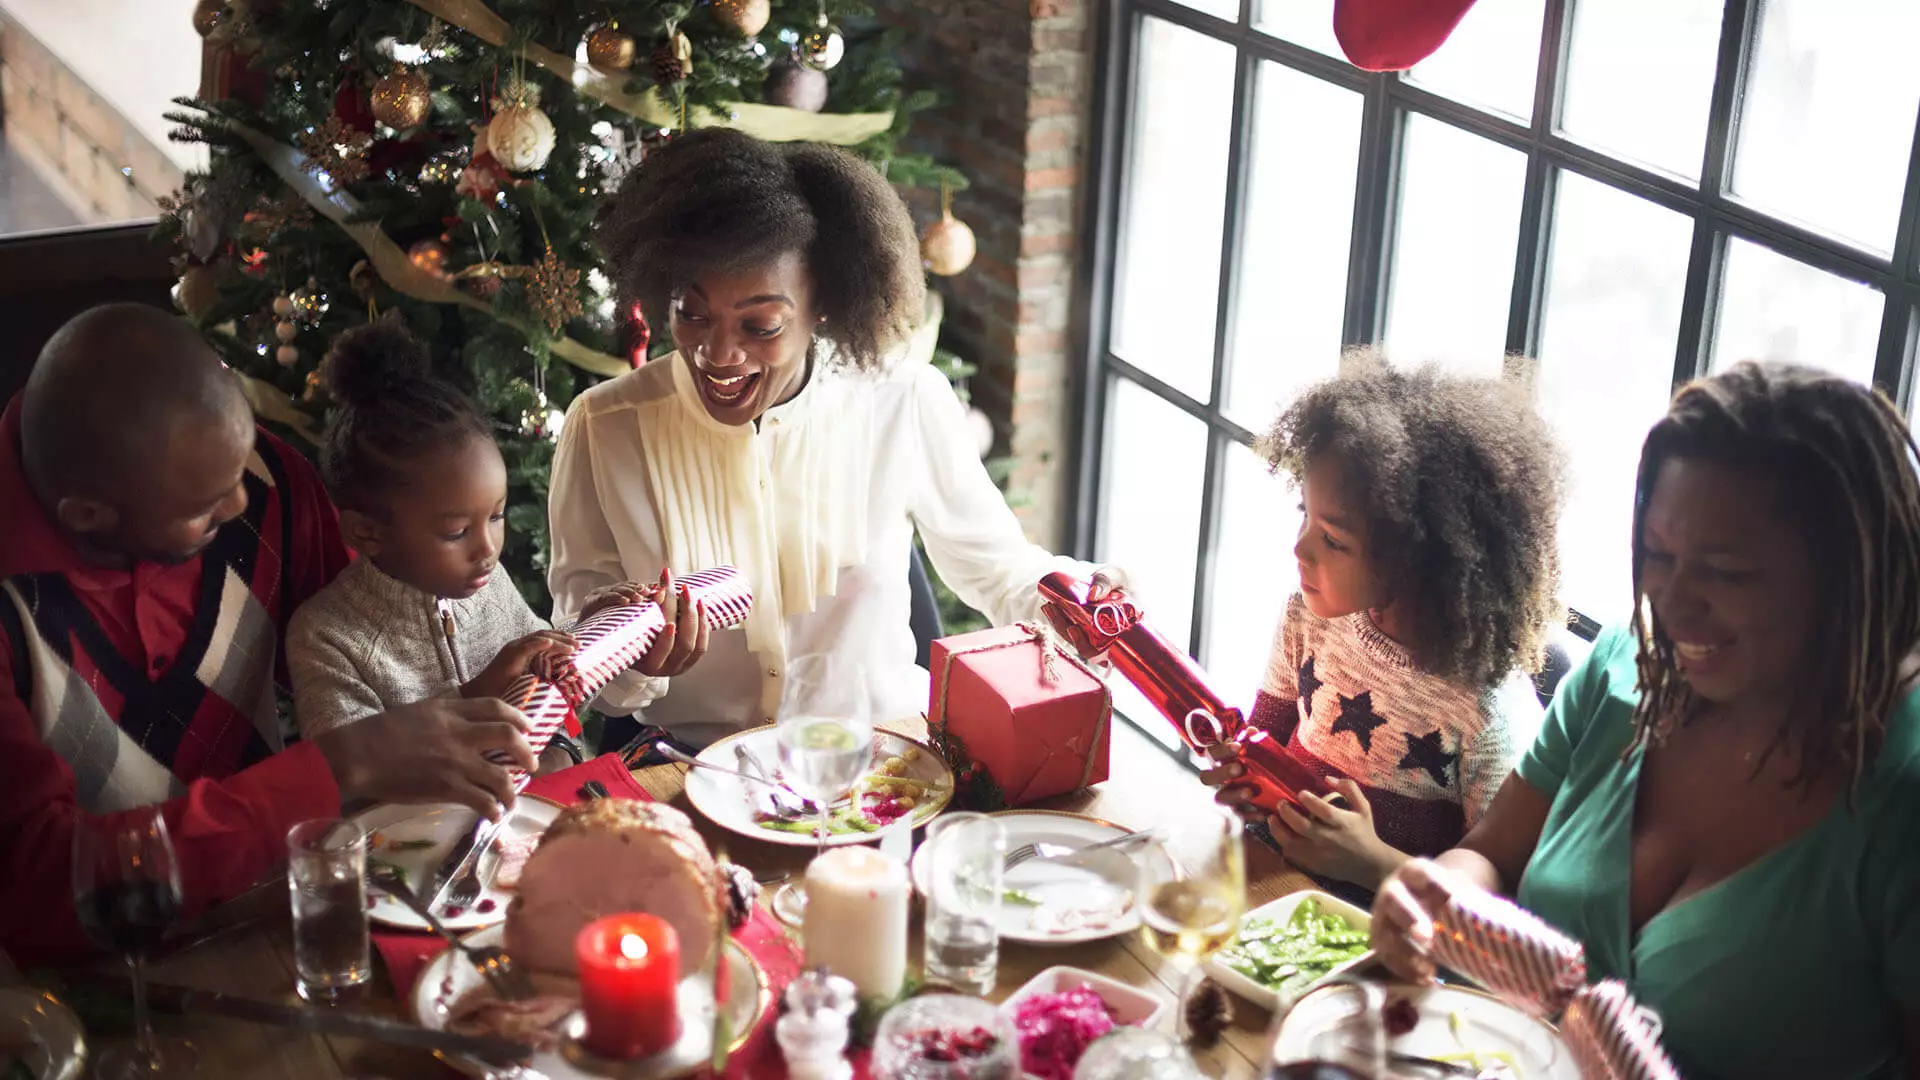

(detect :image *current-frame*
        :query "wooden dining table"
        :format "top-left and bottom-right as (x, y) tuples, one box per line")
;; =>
(64, 719), (1319, 1078)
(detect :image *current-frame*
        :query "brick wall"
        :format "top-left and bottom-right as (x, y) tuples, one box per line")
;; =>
(874, 0), (1094, 551)
(0, 18), (184, 223)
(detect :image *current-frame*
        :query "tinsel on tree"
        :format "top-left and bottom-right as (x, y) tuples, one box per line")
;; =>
(161, 0), (981, 613)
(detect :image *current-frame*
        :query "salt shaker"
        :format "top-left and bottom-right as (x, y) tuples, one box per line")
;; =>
(777, 968), (859, 1080)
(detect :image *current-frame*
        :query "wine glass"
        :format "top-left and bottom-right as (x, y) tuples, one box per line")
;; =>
(72, 809), (196, 1078)
(1138, 803), (1246, 1041)
(771, 654), (876, 922)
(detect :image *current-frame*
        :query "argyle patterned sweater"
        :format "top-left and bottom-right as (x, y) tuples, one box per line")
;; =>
(1250, 592), (1543, 900)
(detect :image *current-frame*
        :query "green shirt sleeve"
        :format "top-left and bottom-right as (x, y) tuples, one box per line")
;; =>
(1515, 625), (1633, 799)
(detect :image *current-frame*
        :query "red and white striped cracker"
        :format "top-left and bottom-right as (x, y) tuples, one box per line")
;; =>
(1562, 980), (1682, 1080)
(1428, 886), (1587, 1017)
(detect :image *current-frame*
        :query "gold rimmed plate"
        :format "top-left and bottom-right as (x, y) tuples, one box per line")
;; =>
(411, 925), (769, 1080)
(684, 725), (954, 848)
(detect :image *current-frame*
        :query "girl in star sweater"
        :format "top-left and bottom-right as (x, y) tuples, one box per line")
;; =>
(1208, 355), (1565, 904)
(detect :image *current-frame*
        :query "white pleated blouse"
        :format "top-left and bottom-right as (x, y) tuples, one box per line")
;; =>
(546, 351), (1089, 747)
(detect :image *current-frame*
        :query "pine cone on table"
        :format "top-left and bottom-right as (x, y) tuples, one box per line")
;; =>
(1184, 979), (1234, 1049)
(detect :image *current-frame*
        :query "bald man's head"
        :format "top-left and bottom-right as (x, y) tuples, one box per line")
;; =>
(22, 303), (253, 565)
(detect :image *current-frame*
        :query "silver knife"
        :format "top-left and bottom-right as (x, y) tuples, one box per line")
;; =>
(423, 812), (489, 914)
(133, 981), (532, 1064)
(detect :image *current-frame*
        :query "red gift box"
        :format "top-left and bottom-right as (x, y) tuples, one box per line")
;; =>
(929, 623), (1112, 805)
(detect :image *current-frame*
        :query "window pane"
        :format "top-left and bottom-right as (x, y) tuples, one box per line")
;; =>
(1097, 379), (1208, 654)
(1254, 0), (1343, 60)
(1109, 18), (1238, 403)
(1713, 238), (1883, 385)
(1535, 175), (1693, 624)
(1560, 0), (1722, 180)
(0, 2), (203, 234)
(1097, 379), (1210, 753)
(1731, 0), (1920, 254)
(1384, 116), (1526, 375)
(1223, 63), (1361, 430)
(1406, 0), (1545, 121)
(1205, 440), (1302, 718)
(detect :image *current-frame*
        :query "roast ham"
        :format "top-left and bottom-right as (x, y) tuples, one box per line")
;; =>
(504, 798), (725, 975)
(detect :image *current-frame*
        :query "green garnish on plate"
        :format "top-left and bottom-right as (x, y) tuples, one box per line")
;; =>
(1218, 897), (1369, 1000)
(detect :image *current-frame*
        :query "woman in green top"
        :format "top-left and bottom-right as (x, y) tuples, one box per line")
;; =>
(1370, 362), (1920, 1080)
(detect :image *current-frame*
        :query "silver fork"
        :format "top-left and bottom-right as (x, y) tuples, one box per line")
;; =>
(1003, 829), (1163, 872)
(369, 864), (537, 1002)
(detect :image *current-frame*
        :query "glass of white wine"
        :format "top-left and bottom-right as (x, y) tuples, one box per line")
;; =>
(772, 654), (876, 922)
(1139, 803), (1246, 1040)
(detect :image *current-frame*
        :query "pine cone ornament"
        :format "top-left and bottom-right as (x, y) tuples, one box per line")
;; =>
(652, 31), (692, 84)
(1184, 979), (1234, 1049)
(719, 861), (759, 930)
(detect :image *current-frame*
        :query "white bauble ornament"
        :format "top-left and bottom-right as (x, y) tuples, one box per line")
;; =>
(488, 104), (556, 172)
(921, 214), (977, 276)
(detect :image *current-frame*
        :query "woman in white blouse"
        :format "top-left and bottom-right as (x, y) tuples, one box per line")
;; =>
(548, 129), (1110, 748)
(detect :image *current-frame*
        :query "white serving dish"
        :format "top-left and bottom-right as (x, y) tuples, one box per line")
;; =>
(1203, 890), (1376, 1014)
(1000, 966), (1168, 1080)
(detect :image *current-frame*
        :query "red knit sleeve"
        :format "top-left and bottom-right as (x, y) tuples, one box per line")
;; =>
(0, 635), (342, 967)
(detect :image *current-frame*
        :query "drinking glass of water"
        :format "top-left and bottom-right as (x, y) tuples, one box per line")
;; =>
(286, 819), (371, 1003)
(920, 812), (1007, 996)
(772, 654), (876, 921)
(72, 808), (195, 1078)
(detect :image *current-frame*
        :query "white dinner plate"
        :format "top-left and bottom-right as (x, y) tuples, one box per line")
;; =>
(410, 924), (768, 1080)
(910, 810), (1177, 945)
(353, 797), (562, 933)
(1271, 982), (1576, 1080)
(1203, 890), (1376, 1012)
(0, 988), (84, 1080)
(684, 726), (954, 848)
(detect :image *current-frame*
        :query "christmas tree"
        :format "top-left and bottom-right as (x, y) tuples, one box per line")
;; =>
(160, 0), (981, 614)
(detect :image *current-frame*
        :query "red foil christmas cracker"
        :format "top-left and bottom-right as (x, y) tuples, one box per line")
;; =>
(499, 566), (753, 787)
(1562, 980), (1683, 1080)
(1038, 571), (1333, 812)
(1428, 885), (1587, 1018)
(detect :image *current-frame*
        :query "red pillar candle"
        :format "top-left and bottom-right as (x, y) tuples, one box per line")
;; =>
(575, 913), (682, 1059)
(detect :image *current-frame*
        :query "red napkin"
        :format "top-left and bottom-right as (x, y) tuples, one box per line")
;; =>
(374, 754), (652, 998)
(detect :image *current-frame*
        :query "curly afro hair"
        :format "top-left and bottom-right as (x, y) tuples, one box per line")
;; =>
(596, 128), (926, 369)
(1263, 352), (1566, 688)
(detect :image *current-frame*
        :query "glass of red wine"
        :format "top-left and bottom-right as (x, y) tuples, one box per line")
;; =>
(72, 809), (196, 1078)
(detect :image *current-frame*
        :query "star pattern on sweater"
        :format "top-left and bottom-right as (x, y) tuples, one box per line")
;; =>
(1298, 656), (1323, 719)
(1398, 729), (1459, 788)
(1328, 690), (1388, 754)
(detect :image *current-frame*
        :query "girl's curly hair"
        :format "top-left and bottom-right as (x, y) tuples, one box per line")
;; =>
(595, 128), (926, 369)
(1263, 352), (1567, 687)
(1628, 362), (1920, 789)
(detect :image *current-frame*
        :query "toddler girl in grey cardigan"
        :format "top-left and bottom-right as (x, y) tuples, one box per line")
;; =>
(287, 319), (640, 769)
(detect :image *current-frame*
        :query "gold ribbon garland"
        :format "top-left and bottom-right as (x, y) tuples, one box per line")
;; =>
(227, 122), (630, 378)
(403, 0), (895, 143)
(929, 622), (1114, 793)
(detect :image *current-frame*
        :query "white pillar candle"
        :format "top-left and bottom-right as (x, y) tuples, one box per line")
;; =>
(802, 847), (910, 1001)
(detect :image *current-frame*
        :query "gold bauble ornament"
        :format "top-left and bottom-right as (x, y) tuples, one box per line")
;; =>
(172, 264), (221, 320)
(419, 151), (461, 185)
(921, 213), (976, 276)
(276, 344), (300, 367)
(712, 0), (771, 37)
(585, 23), (637, 73)
(370, 68), (431, 129)
(191, 0), (227, 38)
(487, 101), (556, 172)
(274, 319), (298, 344)
(289, 280), (330, 325)
(407, 237), (451, 278)
(799, 15), (845, 71)
(271, 294), (295, 318)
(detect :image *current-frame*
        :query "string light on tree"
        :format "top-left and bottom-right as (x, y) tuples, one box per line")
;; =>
(585, 21), (636, 73)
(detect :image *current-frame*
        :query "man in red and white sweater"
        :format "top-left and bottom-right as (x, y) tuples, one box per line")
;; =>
(0, 304), (537, 966)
